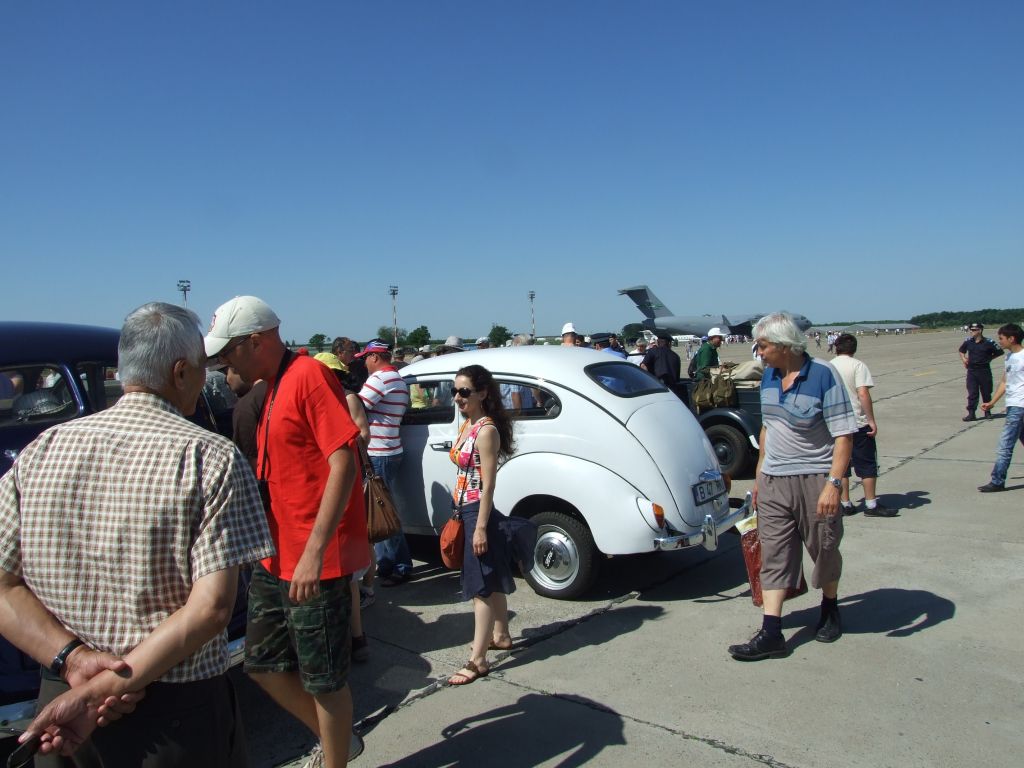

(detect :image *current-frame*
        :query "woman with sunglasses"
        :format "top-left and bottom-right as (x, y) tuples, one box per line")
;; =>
(447, 364), (517, 685)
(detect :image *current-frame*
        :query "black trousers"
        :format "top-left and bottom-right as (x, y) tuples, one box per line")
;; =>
(35, 671), (247, 768)
(965, 368), (994, 414)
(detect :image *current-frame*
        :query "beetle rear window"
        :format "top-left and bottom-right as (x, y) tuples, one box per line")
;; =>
(585, 362), (668, 398)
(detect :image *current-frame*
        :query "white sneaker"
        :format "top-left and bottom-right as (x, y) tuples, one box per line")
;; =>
(300, 734), (363, 766)
(300, 744), (324, 768)
(359, 586), (375, 609)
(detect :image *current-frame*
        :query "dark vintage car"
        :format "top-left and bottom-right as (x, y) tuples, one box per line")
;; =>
(0, 321), (248, 737)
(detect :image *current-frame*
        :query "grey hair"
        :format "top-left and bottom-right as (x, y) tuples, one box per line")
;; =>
(118, 302), (205, 389)
(513, 333), (533, 346)
(753, 312), (807, 354)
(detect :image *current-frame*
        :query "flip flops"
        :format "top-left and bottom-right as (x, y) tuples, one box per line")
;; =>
(448, 660), (490, 686)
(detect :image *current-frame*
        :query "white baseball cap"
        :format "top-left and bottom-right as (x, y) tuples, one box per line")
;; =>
(204, 296), (281, 358)
(561, 322), (577, 335)
(707, 327), (725, 338)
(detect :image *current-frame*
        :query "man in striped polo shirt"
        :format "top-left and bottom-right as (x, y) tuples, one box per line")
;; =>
(729, 312), (857, 661)
(357, 339), (414, 585)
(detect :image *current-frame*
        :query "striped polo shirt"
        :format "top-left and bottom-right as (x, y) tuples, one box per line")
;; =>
(359, 366), (410, 455)
(760, 354), (857, 476)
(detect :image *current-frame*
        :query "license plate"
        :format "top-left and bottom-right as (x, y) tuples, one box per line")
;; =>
(692, 477), (726, 505)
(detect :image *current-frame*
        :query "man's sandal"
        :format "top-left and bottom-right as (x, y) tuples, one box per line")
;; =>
(448, 660), (489, 686)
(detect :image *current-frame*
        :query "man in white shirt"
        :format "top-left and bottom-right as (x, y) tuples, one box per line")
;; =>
(978, 323), (1024, 492)
(830, 334), (896, 516)
(357, 339), (413, 584)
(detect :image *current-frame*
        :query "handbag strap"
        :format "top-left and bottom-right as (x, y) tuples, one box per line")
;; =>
(257, 350), (294, 482)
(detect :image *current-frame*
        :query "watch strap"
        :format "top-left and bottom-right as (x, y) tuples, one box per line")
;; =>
(49, 638), (84, 678)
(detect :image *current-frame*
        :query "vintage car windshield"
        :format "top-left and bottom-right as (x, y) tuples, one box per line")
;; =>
(585, 361), (668, 398)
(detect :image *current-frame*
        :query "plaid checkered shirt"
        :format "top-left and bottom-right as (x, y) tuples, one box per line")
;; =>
(0, 392), (275, 682)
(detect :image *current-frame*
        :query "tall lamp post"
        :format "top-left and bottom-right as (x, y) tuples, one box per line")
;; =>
(177, 280), (191, 308)
(528, 290), (536, 339)
(388, 285), (399, 349)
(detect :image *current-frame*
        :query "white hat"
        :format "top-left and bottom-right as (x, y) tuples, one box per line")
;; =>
(441, 335), (464, 350)
(706, 327), (725, 338)
(476, 336), (489, 345)
(561, 322), (577, 335)
(419, 344), (432, 353)
(204, 296), (280, 358)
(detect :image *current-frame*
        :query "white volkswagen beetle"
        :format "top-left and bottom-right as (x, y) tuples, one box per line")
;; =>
(393, 346), (750, 599)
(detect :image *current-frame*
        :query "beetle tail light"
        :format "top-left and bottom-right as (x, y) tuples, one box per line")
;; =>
(723, 474), (732, 493)
(652, 503), (665, 528)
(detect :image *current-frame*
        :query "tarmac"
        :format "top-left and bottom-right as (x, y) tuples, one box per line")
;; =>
(234, 329), (1023, 768)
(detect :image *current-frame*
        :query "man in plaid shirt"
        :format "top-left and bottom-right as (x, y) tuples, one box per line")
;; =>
(0, 302), (274, 764)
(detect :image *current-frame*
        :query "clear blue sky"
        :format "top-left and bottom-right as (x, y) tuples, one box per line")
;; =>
(2, 1), (1021, 342)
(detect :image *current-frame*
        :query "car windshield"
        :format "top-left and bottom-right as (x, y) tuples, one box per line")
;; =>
(584, 361), (668, 398)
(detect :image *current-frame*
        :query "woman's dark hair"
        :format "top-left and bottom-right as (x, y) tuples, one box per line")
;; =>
(344, 357), (369, 392)
(457, 364), (515, 460)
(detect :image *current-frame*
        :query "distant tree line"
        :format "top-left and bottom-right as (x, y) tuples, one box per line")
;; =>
(909, 309), (1024, 329)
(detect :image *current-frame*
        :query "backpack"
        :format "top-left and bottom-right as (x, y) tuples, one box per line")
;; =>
(712, 370), (737, 407)
(687, 355), (698, 379)
(693, 377), (715, 410)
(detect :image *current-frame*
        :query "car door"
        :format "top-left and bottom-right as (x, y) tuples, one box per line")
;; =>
(394, 377), (460, 534)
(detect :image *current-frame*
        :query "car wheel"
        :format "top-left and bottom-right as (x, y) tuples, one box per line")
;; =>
(705, 424), (749, 477)
(524, 511), (598, 599)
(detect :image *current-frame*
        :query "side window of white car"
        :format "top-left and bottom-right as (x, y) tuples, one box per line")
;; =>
(403, 379), (456, 425)
(497, 381), (561, 420)
(586, 361), (667, 398)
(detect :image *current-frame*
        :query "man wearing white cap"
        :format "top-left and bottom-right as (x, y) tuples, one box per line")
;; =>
(692, 327), (725, 382)
(561, 323), (577, 347)
(205, 295), (369, 766)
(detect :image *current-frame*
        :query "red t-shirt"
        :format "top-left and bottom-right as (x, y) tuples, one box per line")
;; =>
(257, 354), (369, 580)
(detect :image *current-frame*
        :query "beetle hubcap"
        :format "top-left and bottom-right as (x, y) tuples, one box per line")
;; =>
(532, 525), (579, 590)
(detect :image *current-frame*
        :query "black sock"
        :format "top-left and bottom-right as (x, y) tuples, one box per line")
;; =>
(762, 614), (783, 638)
(821, 596), (839, 616)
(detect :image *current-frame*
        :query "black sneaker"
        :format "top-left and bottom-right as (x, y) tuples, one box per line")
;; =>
(815, 612), (842, 643)
(984, 411), (994, 419)
(978, 483), (1005, 493)
(841, 503), (858, 516)
(728, 629), (789, 661)
(863, 502), (897, 517)
(962, 414), (976, 422)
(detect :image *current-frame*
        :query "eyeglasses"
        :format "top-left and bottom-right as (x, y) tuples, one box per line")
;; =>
(217, 336), (250, 362)
(454, 387), (480, 398)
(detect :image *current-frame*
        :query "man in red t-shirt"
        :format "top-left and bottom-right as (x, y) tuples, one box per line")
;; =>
(206, 295), (368, 767)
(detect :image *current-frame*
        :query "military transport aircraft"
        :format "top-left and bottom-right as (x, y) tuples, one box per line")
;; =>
(618, 285), (812, 338)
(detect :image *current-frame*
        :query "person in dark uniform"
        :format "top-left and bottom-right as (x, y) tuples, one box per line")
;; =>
(958, 323), (1003, 421)
(640, 332), (682, 385)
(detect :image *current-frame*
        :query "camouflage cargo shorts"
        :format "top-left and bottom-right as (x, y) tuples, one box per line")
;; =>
(244, 564), (352, 694)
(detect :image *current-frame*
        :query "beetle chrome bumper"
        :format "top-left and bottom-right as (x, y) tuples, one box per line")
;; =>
(653, 492), (752, 552)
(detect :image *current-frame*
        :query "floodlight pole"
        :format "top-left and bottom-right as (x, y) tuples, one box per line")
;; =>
(528, 290), (536, 338)
(389, 285), (399, 349)
(177, 280), (191, 308)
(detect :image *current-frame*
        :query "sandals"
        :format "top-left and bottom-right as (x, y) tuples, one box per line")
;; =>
(448, 660), (490, 686)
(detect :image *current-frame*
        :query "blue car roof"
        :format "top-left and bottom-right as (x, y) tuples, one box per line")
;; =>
(0, 321), (120, 366)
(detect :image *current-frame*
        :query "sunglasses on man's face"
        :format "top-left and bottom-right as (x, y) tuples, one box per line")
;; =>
(454, 387), (480, 398)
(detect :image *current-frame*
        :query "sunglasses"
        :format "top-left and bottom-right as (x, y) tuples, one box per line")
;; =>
(217, 336), (250, 361)
(454, 387), (481, 398)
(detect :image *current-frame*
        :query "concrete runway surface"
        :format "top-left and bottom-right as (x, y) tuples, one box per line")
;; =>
(235, 329), (1022, 768)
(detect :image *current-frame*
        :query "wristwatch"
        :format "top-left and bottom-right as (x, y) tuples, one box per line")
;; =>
(49, 638), (84, 678)
(826, 475), (842, 489)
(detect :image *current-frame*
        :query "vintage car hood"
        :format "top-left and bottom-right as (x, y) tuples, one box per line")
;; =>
(625, 399), (723, 527)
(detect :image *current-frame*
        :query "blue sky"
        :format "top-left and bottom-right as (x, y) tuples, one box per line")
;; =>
(2, 1), (1021, 342)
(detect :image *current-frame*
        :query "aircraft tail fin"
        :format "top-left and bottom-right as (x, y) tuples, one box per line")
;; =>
(618, 285), (673, 319)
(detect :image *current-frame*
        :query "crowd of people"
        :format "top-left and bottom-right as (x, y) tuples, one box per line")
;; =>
(0, 302), (1020, 766)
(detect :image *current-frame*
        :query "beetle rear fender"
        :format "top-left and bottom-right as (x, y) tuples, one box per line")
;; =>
(495, 452), (668, 556)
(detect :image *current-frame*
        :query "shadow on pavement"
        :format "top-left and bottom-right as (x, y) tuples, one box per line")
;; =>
(879, 490), (931, 509)
(378, 692), (626, 767)
(783, 587), (956, 650)
(499, 603), (663, 672)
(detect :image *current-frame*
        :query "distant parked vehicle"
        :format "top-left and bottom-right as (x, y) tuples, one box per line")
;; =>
(0, 322), (247, 739)
(392, 347), (751, 599)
